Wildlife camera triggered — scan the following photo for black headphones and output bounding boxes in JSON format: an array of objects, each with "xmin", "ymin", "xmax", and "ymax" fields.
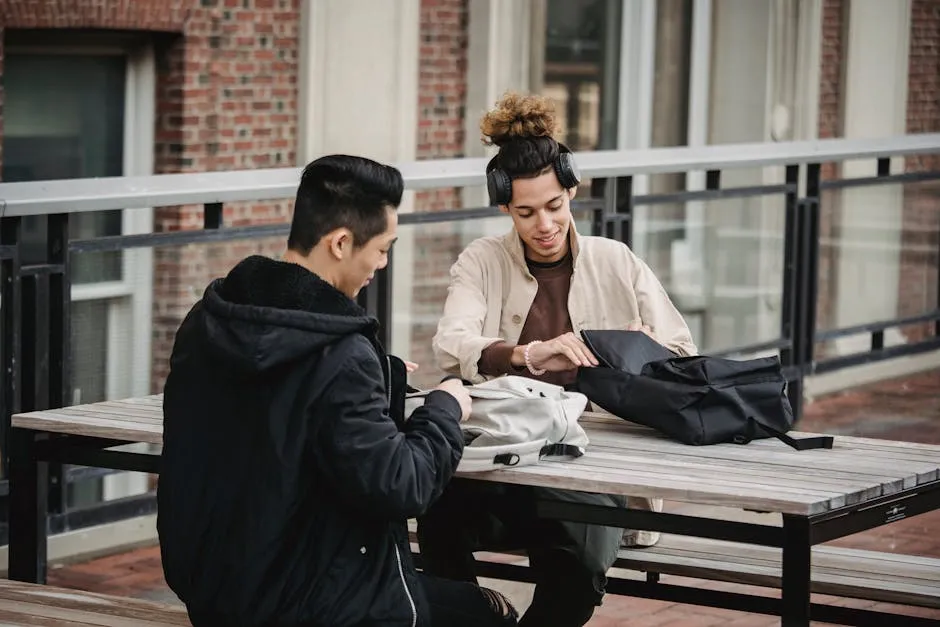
[{"xmin": 485, "ymin": 143, "xmax": 582, "ymax": 206}]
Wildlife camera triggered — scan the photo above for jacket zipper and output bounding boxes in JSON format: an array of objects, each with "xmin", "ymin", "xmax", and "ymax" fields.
[
  {"xmin": 394, "ymin": 544, "xmax": 417, "ymax": 627},
  {"xmin": 386, "ymin": 357, "xmax": 417, "ymax": 626}
]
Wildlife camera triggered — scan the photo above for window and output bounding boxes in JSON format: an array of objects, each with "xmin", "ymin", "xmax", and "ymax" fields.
[
  {"xmin": 2, "ymin": 41, "xmax": 156, "ymax": 502},
  {"xmin": 540, "ymin": 0, "xmax": 622, "ymax": 153}
]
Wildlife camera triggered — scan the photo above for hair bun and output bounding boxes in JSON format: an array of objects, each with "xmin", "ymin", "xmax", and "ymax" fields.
[{"xmin": 480, "ymin": 92, "xmax": 560, "ymax": 147}]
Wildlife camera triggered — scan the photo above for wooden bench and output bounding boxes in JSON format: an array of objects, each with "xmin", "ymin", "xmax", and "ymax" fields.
[
  {"xmin": 406, "ymin": 522, "xmax": 940, "ymax": 611},
  {"xmin": 0, "ymin": 579, "xmax": 190, "ymax": 626},
  {"xmin": 614, "ymin": 535, "xmax": 940, "ymax": 609}
]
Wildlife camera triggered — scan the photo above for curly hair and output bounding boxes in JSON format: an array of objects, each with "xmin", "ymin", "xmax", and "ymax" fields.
[{"xmin": 481, "ymin": 92, "xmax": 563, "ymax": 179}]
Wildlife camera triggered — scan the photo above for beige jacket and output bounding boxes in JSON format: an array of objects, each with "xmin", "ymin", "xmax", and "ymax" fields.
[
  {"xmin": 433, "ymin": 226, "xmax": 697, "ymax": 382},
  {"xmin": 432, "ymin": 226, "xmax": 696, "ymax": 548}
]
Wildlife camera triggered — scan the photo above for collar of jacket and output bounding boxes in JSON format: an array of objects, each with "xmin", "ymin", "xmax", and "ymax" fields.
[{"xmin": 501, "ymin": 222, "xmax": 582, "ymax": 275}]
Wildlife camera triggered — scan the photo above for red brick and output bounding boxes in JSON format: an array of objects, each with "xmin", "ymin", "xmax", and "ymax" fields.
[
  {"xmin": 814, "ymin": 0, "xmax": 845, "ymax": 340},
  {"xmin": 415, "ymin": 0, "xmax": 468, "ymax": 166}
]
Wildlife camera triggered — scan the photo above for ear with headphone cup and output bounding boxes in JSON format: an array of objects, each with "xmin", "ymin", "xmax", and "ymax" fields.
[
  {"xmin": 553, "ymin": 152, "xmax": 582, "ymax": 190},
  {"xmin": 486, "ymin": 168, "xmax": 513, "ymax": 206}
]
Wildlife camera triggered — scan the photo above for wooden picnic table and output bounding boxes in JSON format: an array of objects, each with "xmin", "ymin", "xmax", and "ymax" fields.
[{"xmin": 8, "ymin": 395, "xmax": 940, "ymax": 626}]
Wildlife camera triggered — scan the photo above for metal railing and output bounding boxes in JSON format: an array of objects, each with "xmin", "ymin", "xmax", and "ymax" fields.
[{"xmin": 1, "ymin": 133, "xmax": 939, "ymax": 545}]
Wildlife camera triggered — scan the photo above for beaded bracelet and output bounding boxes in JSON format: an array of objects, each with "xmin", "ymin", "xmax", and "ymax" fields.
[{"xmin": 524, "ymin": 340, "xmax": 547, "ymax": 376}]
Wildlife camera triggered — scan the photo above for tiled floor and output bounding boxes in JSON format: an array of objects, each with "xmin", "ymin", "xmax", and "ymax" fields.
[{"xmin": 45, "ymin": 368, "xmax": 940, "ymax": 625}]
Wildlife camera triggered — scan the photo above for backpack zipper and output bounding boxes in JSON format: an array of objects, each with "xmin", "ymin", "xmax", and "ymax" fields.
[{"xmin": 394, "ymin": 544, "xmax": 417, "ymax": 627}]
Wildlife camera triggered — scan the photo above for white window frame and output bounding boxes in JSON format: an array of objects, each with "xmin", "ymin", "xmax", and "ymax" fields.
[{"xmin": 6, "ymin": 42, "xmax": 156, "ymax": 499}]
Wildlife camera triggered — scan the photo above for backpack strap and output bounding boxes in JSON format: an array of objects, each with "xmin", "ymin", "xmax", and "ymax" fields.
[
  {"xmin": 539, "ymin": 443, "xmax": 585, "ymax": 459},
  {"xmin": 744, "ymin": 417, "xmax": 834, "ymax": 451}
]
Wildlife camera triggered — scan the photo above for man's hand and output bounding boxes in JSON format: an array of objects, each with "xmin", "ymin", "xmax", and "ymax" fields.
[
  {"xmin": 404, "ymin": 360, "xmax": 419, "ymax": 374},
  {"xmin": 524, "ymin": 332, "xmax": 600, "ymax": 372},
  {"xmin": 436, "ymin": 378, "xmax": 471, "ymax": 422}
]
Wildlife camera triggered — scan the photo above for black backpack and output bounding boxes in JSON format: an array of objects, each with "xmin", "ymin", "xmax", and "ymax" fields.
[{"xmin": 575, "ymin": 330, "xmax": 833, "ymax": 451}]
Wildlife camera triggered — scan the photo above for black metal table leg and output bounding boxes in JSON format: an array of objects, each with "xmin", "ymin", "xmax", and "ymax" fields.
[
  {"xmin": 781, "ymin": 514, "xmax": 811, "ymax": 626},
  {"xmin": 8, "ymin": 429, "xmax": 49, "ymax": 583}
]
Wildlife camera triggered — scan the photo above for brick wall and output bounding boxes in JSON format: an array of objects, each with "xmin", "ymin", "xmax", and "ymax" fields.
[
  {"xmin": 906, "ymin": 0, "xmax": 940, "ymax": 172},
  {"xmin": 814, "ymin": 0, "xmax": 845, "ymax": 340},
  {"xmin": 817, "ymin": 0, "xmax": 845, "ymax": 144},
  {"xmin": 899, "ymin": 0, "xmax": 940, "ymax": 342},
  {"xmin": 416, "ymin": 0, "xmax": 468, "ymax": 167},
  {"xmin": 0, "ymin": 0, "xmax": 299, "ymax": 394},
  {"xmin": 409, "ymin": 0, "xmax": 469, "ymax": 387},
  {"xmin": 150, "ymin": 1, "xmax": 299, "ymax": 390},
  {"xmin": 149, "ymin": 1, "xmax": 298, "ymax": 390}
]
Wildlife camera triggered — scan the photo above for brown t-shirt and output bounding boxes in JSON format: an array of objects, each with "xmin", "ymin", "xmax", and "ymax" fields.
[{"xmin": 478, "ymin": 253, "xmax": 576, "ymax": 387}]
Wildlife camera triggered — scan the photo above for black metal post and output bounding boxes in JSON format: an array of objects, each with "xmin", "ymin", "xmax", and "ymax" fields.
[
  {"xmin": 876, "ymin": 157, "xmax": 891, "ymax": 177},
  {"xmin": 618, "ymin": 176, "xmax": 634, "ymax": 247},
  {"xmin": 802, "ymin": 164, "xmax": 822, "ymax": 370},
  {"xmin": 790, "ymin": 164, "xmax": 822, "ymax": 420},
  {"xmin": 936, "ymin": 216, "xmax": 940, "ymax": 338},
  {"xmin": 48, "ymin": 214, "xmax": 70, "ymax": 411},
  {"xmin": 47, "ymin": 214, "xmax": 71, "ymax": 516},
  {"xmin": 603, "ymin": 177, "xmax": 633, "ymax": 247},
  {"xmin": 781, "ymin": 514, "xmax": 812, "ymax": 626},
  {"xmin": 8, "ymin": 429, "xmax": 49, "ymax": 583},
  {"xmin": 0, "ymin": 216, "xmax": 23, "ymax": 478},
  {"xmin": 20, "ymin": 274, "xmax": 44, "ymax": 413},
  {"xmin": 705, "ymin": 169, "xmax": 721, "ymax": 190},
  {"xmin": 591, "ymin": 183, "xmax": 606, "ymax": 237},
  {"xmin": 357, "ymin": 247, "xmax": 393, "ymax": 351},
  {"xmin": 204, "ymin": 202, "xmax": 224, "ymax": 229},
  {"xmin": 603, "ymin": 177, "xmax": 618, "ymax": 241},
  {"xmin": 780, "ymin": 165, "xmax": 801, "ymax": 409}
]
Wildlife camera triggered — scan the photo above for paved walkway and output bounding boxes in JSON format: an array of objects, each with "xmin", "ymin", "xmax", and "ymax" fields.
[{"xmin": 45, "ymin": 368, "xmax": 940, "ymax": 625}]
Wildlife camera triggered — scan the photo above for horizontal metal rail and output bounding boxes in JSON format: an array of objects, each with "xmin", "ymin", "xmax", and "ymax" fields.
[{"xmin": 2, "ymin": 134, "xmax": 939, "ymax": 216}]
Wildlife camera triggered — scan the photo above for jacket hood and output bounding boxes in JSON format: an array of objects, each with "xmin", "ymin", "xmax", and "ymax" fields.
[{"xmin": 200, "ymin": 255, "xmax": 378, "ymax": 373}]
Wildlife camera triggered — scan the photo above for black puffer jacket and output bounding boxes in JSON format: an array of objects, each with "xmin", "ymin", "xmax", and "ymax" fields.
[{"xmin": 158, "ymin": 255, "xmax": 464, "ymax": 627}]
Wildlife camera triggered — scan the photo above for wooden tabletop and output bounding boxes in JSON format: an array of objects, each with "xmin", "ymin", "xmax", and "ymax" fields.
[
  {"xmin": 465, "ymin": 413, "xmax": 940, "ymax": 515},
  {"xmin": 13, "ymin": 395, "xmax": 164, "ymax": 444},
  {"xmin": 12, "ymin": 398, "xmax": 940, "ymax": 516}
]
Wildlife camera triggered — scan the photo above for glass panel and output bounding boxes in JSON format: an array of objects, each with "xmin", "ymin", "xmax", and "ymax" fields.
[
  {"xmin": 815, "ymin": 180, "xmax": 939, "ymax": 358},
  {"xmin": 70, "ymin": 299, "xmax": 109, "ymax": 405},
  {"xmin": 543, "ymin": 0, "xmax": 621, "ymax": 153},
  {"xmin": 658, "ymin": 193, "xmax": 787, "ymax": 355},
  {"xmin": 2, "ymin": 53, "xmax": 125, "ymax": 282},
  {"xmin": 392, "ymin": 215, "xmax": 514, "ymax": 389},
  {"xmin": 634, "ymin": 0, "xmax": 694, "ymax": 280}
]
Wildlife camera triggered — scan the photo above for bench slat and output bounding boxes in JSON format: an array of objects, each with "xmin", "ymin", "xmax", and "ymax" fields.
[
  {"xmin": 0, "ymin": 581, "xmax": 189, "ymax": 627},
  {"xmin": 406, "ymin": 521, "xmax": 940, "ymax": 609},
  {"xmin": 615, "ymin": 536, "xmax": 940, "ymax": 609},
  {"xmin": 0, "ymin": 607, "xmax": 106, "ymax": 626}
]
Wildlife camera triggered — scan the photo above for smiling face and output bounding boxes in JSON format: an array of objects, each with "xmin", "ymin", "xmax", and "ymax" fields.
[{"xmin": 502, "ymin": 170, "xmax": 577, "ymax": 263}]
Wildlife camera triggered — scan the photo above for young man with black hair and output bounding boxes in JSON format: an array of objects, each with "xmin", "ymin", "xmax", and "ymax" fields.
[{"xmin": 158, "ymin": 154, "xmax": 518, "ymax": 627}]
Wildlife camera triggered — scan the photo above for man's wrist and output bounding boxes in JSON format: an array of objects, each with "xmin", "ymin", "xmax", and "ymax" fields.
[{"xmin": 509, "ymin": 345, "xmax": 527, "ymax": 368}]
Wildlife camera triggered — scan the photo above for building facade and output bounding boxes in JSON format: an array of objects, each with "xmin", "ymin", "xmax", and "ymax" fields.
[{"xmin": 0, "ymin": 0, "xmax": 937, "ymax": 435}]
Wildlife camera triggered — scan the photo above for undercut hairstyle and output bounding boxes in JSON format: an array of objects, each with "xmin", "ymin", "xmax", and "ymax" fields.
[{"xmin": 287, "ymin": 154, "xmax": 404, "ymax": 254}]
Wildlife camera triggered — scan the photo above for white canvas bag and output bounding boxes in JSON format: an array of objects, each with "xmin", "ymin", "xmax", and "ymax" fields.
[{"xmin": 405, "ymin": 376, "xmax": 590, "ymax": 472}]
